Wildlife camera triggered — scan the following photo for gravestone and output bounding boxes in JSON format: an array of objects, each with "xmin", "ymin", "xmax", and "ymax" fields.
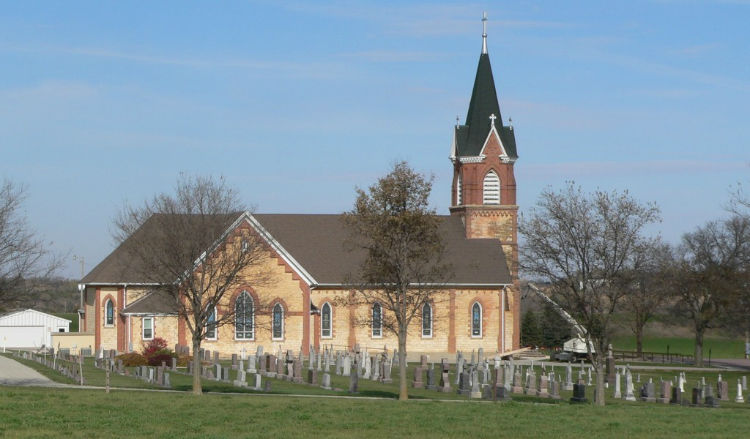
[
  {"xmin": 458, "ymin": 371, "xmax": 472, "ymax": 396},
  {"xmin": 549, "ymin": 378, "xmax": 561, "ymax": 400},
  {"xmin": 254, "ymin": 374, "xmax": 262, "ymax": 391},
  {"xmin": 439, "ymin": 361, "xmax": 451, "ymax": 392},
  {"xmin": 382, "ymin": 358, "xmax": 393, "ymax": 384},
  {"xmin": 214, "ymin": 363, "xmax": 222, "ymax": 381},
  {"xmin": 420, "ymin": 355, "xmax": 428, "ymax": 369},
  {"xmin": 157, "ymin": 366, "xmax": 164, "ymax": 386},
  {"xmin": 640, "ymin": 379, "xmax": 656, "ymax": 402},
  {"xmin": 537, "ymin": 375, "xmax": 549, "ymax": 398},
  {"xmin": 170, "ymin": 357, "xmax": 177, "ymax": 371},
  {"xmin": 163, "ymin": 373, "xmax": 171, "ymax": 388},
  {"xmin": 613, "ymin": 371, "xmax": 621, "ymax": 399},
  {"xmin": 470, "ymin": 370, "xmax": 482, "ymax": 399},
  {"xmin": 670, "ymin": 385, "xmax": 682, "ymax": 405},
  {"xmin": 293, "ymin": 359, "xmax": 303, "ymax": 384},
  {"xmin": 213, "ymin": 351, "xmax": 219, "ymax": 364},
  {"xmin": 231, "ymin": 354, "xmax": 238, "ymax": 370},
  {"xmin": 512, "ymin": 368, "xmax": 523, "ymax": 394},
  {"xmin": 266, "ymin": 355, "xmax": 276, "ymax": 378},
  {"xmin": 606, "ymin": 344, "xmax": 615, "ymax": 384},
  {"xmin": 704, "ymin": 383, "xmax": 720, "ymax": 408},
  {"xmin": 455, "ymin": 354, "xmax": 465, "ymax": 385},
  {"xmin": 222, "ymin": 366, "xmax": 230, "ymax": 382},
  {"xmin": 658, "ymin": 380, "xmax": 671, "ymax": 404},
  {"xmin": 743, "ymin": 375, "xmax": 747, "ymax": 392},
  {"xmin": 525, "ymin": 370, "xmax": 537, "ymax": 396},
  {"xmin": 735, "ymin": 379, "xmax": 744, "ymax": 403},
  {"xmin": 362, "ymin": 355, "xmax": 371, "ymax": 380},
  {"xmin": 564, "ymin": 364, "xmax": 574, "ymax": 391},
  {"xmin": 413, "ymin": 366, "xmax": 424, "ymax": 389},
  {"xmin": 570, "ymin": 383, "xmax": 587, "ymax": 404},
  {"xmin": 342, "ymin": 355, "xmax": 351, "ymax": 377},
  {"xmin": 426, "ymin": 367, "xmax": 436, "ymax": 391},
  {"xmin": 717, "ymin": 380, "xmax": 729, "ymax": 401},
  {"xmin": 263, "ymin": 380, "xmax": 272, "ymax": 392},
  {"xmin": 321, "ymin": 373, "xmax": 332, "ymax": 390},
  {"xmin": 234, "ymin": 370, "xmax": 247, "ymax": 387},
  {"xmin": 307, "ymin": 367, "xmax": 318, "ymax": 385},
  {"xmin": 276, "ymin": 355, "xmax": 286, "ymax": 379},
  {"xmin": 624, "ymin": 370, "xmax": 636, "ymax": 401},
  {"xmin": 691, "ymin": 385, "xmax": 703, "ymax": 407},
  {"xmin": 349, "ymin": 370, "xmax": 359, "ymax": 394}
]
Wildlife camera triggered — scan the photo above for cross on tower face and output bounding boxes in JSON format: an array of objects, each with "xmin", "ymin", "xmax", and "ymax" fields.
[{"xmin": 489, "ymin": 113, "xmax": 497, "ymax": 127}]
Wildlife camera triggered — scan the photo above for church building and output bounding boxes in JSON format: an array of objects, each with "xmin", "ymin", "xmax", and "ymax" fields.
[{"xmin": 78, "ymin": 17, "xmax": 521, "ymax": 358}]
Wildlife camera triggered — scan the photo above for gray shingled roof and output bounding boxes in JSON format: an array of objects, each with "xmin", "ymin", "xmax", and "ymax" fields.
[
  {"xmin": 82, "ymin": 213, "xmax": 239, "ymax": 284},
  {"xmin": 121, "ymin": 291, "xmax": 178, "ymax": 315},
  {"xmin": 454, "ymin": 52, "xmax": 518, "ymax": 159},
  {"xmin": 83, "ymin": 213, "xmax": 512, "ymax": 287},
  {"xmin": 254, "ymin": 214, "xmax": 511, "ymax": 286}
]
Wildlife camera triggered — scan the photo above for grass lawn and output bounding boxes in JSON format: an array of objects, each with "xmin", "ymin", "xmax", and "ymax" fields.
[
  {"xmin": 1, "ymin": 386, "xmax": 750, "ymax": 438},
  {"xmin": 610, "ymin": 336, "xmax": 746, "ymax": 359}
]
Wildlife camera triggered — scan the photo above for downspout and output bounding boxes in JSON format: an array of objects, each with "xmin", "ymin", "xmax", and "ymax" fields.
[
  {"xmin": 124, "ymin": 284, "xmax": 131, "ymax": 352},
  {"xmin": 77, "ymin": 284, "xmax": 84, "ymax": 333},
  {"xmin": 501, "ymin": 286, "xmax": 506, "ymax": 354}
]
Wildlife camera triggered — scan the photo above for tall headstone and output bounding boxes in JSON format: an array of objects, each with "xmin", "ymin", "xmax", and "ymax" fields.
[
  {"xmin": 717, "ymin": 380, "xmax": 729, "ymax": 401},
  {"xmin": 426, "ymin": 367, "xmax": 436, "ymax": 391},
  {"xmin": 735, "ymin": 379, "xmax": 745, "ymax": 403},
  {"xmin": 624, "ymin": 369, "xmax": 636, "ymax": 401},
  {"xmin": 658, "ymin": 380, "xmax": 671, "ymax": 404},
  {"xmin": 613, "ymin": 371, "xmax": 621, "ymax": 399},
  {"xmin": 349, "ymin": 369, "xmax": 359, "ymax": 394},
  {"xmin": 570, "ymin": 383, "xmax": 587, "ymax": 404},
  {"xmin": 413, "ymin": 366, "xmax": 424, "ymax": 389},
  {"xmin": 470, "ymin": 370, "xmax": 482, "ymax": 399},
  {"xmin": 512, "ymin": 368, "xmax": 523, "ymax": 394},
  {"xmin": 342, "ymin": 355, "xmax": 351, "ymax": 377},
  {"xmin": 537, "ymin": 375, "xmax": 549, "ymax": 398},
  {"xmin": 564, "ymin": 364, "xmax": 573, "ymax": 391},
  {"xmin": 439, "ymin": 360, "xmax": 451, "ymax": 392}
]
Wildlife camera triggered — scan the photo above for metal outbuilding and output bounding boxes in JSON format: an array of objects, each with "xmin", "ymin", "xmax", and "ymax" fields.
[{"xmin": 0, "ymin": 309, "xmax": 71, "ymax": 349}]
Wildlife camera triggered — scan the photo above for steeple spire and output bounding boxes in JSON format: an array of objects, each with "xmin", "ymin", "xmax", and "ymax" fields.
[{"xmin": 482, "ymin": 12, "xmax": 488, "ymax": 55}]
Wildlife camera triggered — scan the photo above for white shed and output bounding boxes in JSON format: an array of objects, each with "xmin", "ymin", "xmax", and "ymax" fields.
[{"xmin": 0, "ymin": 309, "xmax": 71, "ymax": 349}]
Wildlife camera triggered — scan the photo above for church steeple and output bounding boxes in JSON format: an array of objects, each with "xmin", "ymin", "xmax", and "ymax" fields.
[{"xmin": 451, "ymin": 13, "xmax": 517, "ymax": 161}]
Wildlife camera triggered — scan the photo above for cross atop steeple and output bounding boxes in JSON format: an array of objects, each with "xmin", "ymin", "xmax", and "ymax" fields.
[
  {"xmin": 482, "ymin": 12, "xmax": 488, "ymax": 55},
  {"xmin": 489, "ymin": 113, "xmax": 497, "ymax": 127}
]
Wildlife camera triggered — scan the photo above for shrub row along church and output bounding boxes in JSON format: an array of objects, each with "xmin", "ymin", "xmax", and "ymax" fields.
[{"xmin": 79, "ymin": 23, "xmax": 521, "ymax": 358}]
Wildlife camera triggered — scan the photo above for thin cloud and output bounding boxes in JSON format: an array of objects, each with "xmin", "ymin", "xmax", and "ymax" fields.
[{"xmin": 523, "ymin": 159, "xmax": 749, "ymax": 178}]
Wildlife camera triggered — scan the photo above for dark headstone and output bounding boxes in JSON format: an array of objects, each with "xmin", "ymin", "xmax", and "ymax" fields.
[
  {"xmin": 670, "ymin": 386, "xmax": 682, "ymax": 405},
  {"xmin": 570, "ymin": 383, "xmax": 588, "ymax": 404}
]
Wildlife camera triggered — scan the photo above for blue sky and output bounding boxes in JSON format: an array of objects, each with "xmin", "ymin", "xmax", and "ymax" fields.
[{"xmin": 1, "ymin": 0, "xmax": 748, "ymax": 279}]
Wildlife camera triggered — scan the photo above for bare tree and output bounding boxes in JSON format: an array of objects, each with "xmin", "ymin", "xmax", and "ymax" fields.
[
  {"xmin": 342, "ymin": 162, "xmax": 449, "ymax": 401},
  {"xmin": 519, "ymin": 182, "xmax": 660, "ymax": 406},
  {"xmin": 114, "ymin": 175, "xmax": 268, "ymax": 395},
  {"xmin": 672, "ymin": 215, "xmax": 750, "ymax": 366},
  {"xmin": 620, "ymin": 241, "xmax": 672, "ymax": 356},
  {"xmin": 0, "ymin": 179, "xmax": 60, "ymax": 312}
]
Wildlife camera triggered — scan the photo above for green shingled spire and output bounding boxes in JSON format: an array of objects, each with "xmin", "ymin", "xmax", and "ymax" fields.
[{"xmin": 453, "ymin": 16, "xmax": 517, "ymax": 159}]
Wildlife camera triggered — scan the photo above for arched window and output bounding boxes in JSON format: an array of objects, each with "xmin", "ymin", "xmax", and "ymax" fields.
[
  {"xmin": 206, "ymin": 306, "xmax": 217, "ymax": 340},
  {"xmin": 272, "ymin": 303, "xmax": 284, "ymax": 340},
  {"xmin": 483, "ymin": 170, "xmax": 500, "ymax": 204},
  {"xmin": 471, "ymin": 302, "xmax": 482, "ymax": 337},
  {"xmin": 235, "ymin": 291, "xmax": 254, "ymax": 340},
  {"xmin": 422, "ymin": 303, "xmax": 432, "ymax": 338},
  {"xmin": 321, "ymin": 302, "xmax": 332, "ymax": 338},
  {"xmin": 105, "ymin": 299, "xmax": 114, "ymax": 326},
  {"xmin": 456, "ymin": 173, "xmax": 462, "ymax": 205},
  {"xmin": 372, "ymin": 303, "xmax": 382, "ymax": 338}
]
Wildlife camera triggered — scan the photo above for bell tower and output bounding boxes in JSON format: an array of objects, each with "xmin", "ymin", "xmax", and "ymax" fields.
[{"xmin": 450, "ymin": 12, "xmax": 519, "ymax": 279}]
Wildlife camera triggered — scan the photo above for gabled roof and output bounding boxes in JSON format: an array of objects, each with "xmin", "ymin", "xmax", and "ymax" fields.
[
  {"xmin": 253, "ymin": 214, "xmax": 511, "ymax": 286},
  {"xmin": 0, "ymin": 308, "xmax": 71, "ymax": 324},
  {"xmin": 454, "ymin": 52, "xmax": 517, "ymax": 159},
  {"xmin": 82, "ymin": 213, "xmax": 239, "ymax": 284},
  {"xmin": 83, "ymin": 213, "xmax": 512, "ymax": 289},
  {"xmin": 121, "ymin": 291, "xmax": 178, "ymax": 315}
]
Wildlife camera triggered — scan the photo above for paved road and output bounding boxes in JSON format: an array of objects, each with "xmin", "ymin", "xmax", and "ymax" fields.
[{"xmin": 0, "ymin": 355, "xmax": 67, "ymax": 387}]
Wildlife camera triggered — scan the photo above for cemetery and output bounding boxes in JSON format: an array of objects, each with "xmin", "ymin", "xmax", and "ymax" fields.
[{"xmin": 5, "ymin": 342, "xmax": 750, "ymax": 410}]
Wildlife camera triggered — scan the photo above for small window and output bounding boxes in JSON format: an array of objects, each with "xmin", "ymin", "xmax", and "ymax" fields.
[
  {"xmin": 372, "ymin": 303, "xmax": 382, "ymax": 338},
  {"xmin": 272, "ymin": 303, "xmax": 284, "ymax": 340},
  {"xmin": 321, "ymin": 303, "xmax": 332, "ymax": 338},
  {"xmin": 206, "ymin": 307, "xmax": 217, "ymax": 340},
  {"xmin": 241, "ymin": 239, "xmax": 249, "ymax": 252},
  {"xmin": 483, "ymin": 170, "xmax": 500, "ymax": 205},
  {"xmin": 143, "ymin": 317, "xmax": 153, "ymax": 340},
  {"xmin": 105, "ymin": 299, "xmax": 114, "ymax": 326},
  {"xmin": 456, "ymin": 173, "xmax": 462, "ymax": 205},
  {"xmin": 422, "ymin": 303, "xmax": 432, "ymax": 338},
  {"xmin": 58, "ymin": 328, "xmax": 65, "ymax": 333},
  {"xmin": 472, "ymin": 302, "xmax": 482, "ymax": 337}
]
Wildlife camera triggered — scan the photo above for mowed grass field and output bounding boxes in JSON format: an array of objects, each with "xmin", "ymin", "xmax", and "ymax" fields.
[
  {"xmin": 610, "ymin": 336, "xmax": 746, "ymax": 359},
  {"xmin": 2, "ymin": 386, "xmax": 750, "ymax": 438}
]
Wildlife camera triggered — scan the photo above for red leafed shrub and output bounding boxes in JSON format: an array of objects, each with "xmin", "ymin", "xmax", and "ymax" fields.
[
  {"xmin": 141, "ymin": 337, "xmax": 176, "ymax": 366},
  {"xmin": 116, "ymin": 353, "xmax": 147, "ymax": 367}
]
